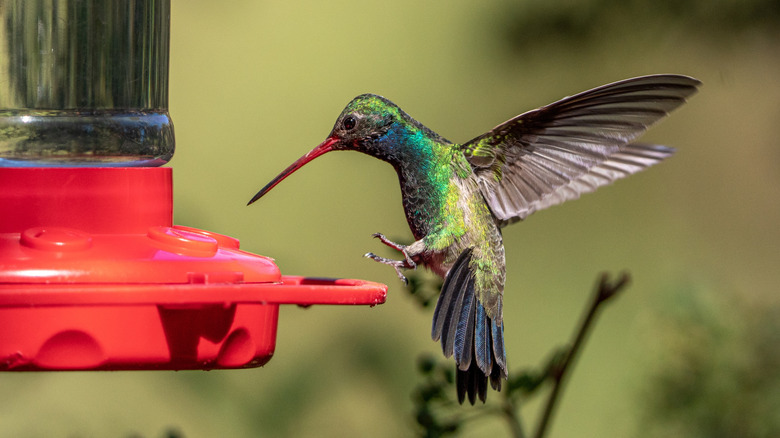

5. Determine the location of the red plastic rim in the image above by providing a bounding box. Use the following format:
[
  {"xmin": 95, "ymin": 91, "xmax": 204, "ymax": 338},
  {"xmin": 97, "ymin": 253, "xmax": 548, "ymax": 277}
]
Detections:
[{"xmin": 0, "ymin": 276, "xmax": 388, "ymax": 307}]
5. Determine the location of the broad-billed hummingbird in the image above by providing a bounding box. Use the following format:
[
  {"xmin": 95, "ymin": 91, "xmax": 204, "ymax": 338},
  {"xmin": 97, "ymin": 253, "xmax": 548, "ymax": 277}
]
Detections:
[{"xmin": 248, "ymin": 75, "xmax": 700, "ymax": 404}]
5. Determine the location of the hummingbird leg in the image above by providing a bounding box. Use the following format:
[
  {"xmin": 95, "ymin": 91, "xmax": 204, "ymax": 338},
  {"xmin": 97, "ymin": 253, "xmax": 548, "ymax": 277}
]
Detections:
[
  {"xmin": 363, "ymin": 252, "xmax": 413, "ymax": 284},
  {"xmin": 370, "ymin": 233, "xmax": 417, "ymax": 269},
  {"xmin": 365, "ymin": 233, "xmax": 428, "ymax": 284}
]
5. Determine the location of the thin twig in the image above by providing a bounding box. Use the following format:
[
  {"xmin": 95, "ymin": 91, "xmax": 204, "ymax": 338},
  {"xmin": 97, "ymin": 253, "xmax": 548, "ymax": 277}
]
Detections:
[
  {"xmin": 533, "ymin": 272, "xmax": 631, "ymax": 438},
  {"xmin": 502, "ymin": 397, "xmax": 526, "ymax": 438}
]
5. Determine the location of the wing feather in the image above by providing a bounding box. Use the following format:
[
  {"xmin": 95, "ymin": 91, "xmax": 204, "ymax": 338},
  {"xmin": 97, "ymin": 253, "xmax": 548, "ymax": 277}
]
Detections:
[{"xmin": 463, "ymin": 74, "xmax": 699, "ymax": 226}]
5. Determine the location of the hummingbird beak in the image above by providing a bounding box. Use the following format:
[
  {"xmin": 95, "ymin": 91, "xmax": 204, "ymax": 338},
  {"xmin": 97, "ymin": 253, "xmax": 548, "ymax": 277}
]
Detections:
[{"xmin": 247, "ymin": 136, "xmax": 339, "ymax": 205}]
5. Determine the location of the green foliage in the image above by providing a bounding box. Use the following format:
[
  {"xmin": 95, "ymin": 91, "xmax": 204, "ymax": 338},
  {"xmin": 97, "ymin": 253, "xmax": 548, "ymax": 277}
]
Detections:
[
  {"xmin": 410, "ymin": 273, "xmax": 632, "ymax": 438},
  {"xmin": 638, "ymin": 285, "xmax": 780, "ymax": 438},
  {"xmin": 494, "ymin": 0, "xmax": 780, "ymax": 53},
  {"xmin": 406, "ymin": 271, "xmax": 444, "ymax": 309}
]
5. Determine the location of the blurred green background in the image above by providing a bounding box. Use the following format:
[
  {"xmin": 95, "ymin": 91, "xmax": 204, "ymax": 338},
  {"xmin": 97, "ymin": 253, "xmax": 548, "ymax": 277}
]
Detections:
[{"xmin": 2, "ymin": 0, "xmax": 780, "ymax": 437}]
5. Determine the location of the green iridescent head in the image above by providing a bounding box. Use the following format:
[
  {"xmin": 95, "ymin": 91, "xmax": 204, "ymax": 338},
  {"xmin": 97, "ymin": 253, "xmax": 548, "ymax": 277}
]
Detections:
[{"xmin": 326, "ymin": 94, "xmax": 403, "ymax": 150}]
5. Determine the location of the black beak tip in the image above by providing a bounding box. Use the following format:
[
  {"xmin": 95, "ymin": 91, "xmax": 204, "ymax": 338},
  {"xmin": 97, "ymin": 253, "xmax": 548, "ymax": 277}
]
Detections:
[{"xmin": 247, "ymin": 192, "xmax": 263, "ymax": 206}]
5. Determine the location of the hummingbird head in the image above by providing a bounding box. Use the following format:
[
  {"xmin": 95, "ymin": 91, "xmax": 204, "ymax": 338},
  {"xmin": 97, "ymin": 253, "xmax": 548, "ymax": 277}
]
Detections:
[
  {"xmin": 328, "ymin": 94, "xmax": 400, "ymax": 151},
  {"xmin": 248, "ymin": 94, "xmax": 405, "ymax": 205}
]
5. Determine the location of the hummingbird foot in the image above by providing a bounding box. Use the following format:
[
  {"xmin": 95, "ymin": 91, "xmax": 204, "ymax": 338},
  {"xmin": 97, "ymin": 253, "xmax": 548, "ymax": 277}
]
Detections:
[
  {"xmin": 370, "ymin": 233, "xmax": 417, "ymax": 269},
  {"xmin": 364, "ymin": 252, "xmax": 412, "ymax": 285}
]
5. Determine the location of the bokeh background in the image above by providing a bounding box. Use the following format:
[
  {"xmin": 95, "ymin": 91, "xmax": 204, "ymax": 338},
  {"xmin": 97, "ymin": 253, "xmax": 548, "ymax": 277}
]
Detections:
[{"xmin": 2, "ymin": 0, "xmax": 779, "ymax": 437}]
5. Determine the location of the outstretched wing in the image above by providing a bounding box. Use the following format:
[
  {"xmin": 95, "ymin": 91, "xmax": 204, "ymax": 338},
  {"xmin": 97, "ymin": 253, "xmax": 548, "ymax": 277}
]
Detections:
[{"xmin": 463, "ymin": 74, "xmax": 700, "ymax": 226}]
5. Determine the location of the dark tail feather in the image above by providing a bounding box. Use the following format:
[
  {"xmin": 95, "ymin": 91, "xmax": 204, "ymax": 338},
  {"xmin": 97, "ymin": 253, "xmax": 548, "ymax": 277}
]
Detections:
[
  {"xmin": 455, "ymin": 307, "xmax": 506, "ymax": 404},
  {"xmin": 432, "ymin": 248, "xmax": 473, "ymax": 348},
  {"xmin": 474, "ymin": 302, "xmax": 493, "ymax": 374},
  {"xmin": 457, "ymin": 355, "xmax": 489, "ymax": 405},
  {"xmin": 431, "ymin": 248, "xmax": 508, "ymax": 404},
  {"xmin": 454, "ymin": 289, "xmax": 475, "ymax": 369},
  {"xmin": 491, "ymin": 314, "xmax": 507, "ymax": 389}
]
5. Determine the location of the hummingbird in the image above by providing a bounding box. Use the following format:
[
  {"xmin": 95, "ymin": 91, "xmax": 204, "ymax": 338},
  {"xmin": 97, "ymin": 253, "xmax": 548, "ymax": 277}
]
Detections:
[{"xmin": 248, "ymin": 75, "xmax": 700, "ymax": 404}]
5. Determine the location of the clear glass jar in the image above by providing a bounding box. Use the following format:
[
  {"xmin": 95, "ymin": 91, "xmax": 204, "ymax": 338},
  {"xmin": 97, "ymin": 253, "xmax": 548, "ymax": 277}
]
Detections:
[{"xmin": 0, "ymin": 0, "xmax": 173, "ymax": 167}]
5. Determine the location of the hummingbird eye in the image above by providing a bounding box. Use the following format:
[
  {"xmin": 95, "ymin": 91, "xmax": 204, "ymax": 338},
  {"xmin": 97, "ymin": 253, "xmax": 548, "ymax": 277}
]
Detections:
[{"xmin": 343, "ymin": 116, "xmax": 356, "ymax": 131}]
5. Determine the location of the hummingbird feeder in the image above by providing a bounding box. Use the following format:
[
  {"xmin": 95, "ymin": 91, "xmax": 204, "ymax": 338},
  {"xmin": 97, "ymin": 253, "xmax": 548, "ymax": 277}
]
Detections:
[{"xmin": 0, "ymin": 0, "xmax": 386, "ymax": 371}]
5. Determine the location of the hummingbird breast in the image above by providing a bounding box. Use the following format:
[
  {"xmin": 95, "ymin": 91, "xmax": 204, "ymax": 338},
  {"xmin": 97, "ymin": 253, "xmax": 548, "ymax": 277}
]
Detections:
[
  {"xmin": 394, "ymin": 143, "xmax": 470, "ymax": 243},
  {"xmin": 397, "ymin": 157, "xmax": 504, "ymax": 286},
  {"xmin": 376, "ymin": 126, "xmax": 506, "ymax": 307}
]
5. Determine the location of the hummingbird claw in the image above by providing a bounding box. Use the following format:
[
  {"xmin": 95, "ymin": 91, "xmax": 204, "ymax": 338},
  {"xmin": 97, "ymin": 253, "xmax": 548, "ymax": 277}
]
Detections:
[
  {"xmin": 371, "ymin": 232, "xmax": 417, "ymax": 270},
  {"xmin": 364, "ymin": 252, "xmax": 410, "ymax": 285},
  {"xmin": 371, "ymin": 232, "xmax": 400, "ymax": 249}
]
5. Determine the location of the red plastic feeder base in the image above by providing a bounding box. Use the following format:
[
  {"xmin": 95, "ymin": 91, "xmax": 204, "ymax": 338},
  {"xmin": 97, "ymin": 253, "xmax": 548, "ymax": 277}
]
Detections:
[{"xmin": 0, "ymin": 168, "xmax": 386, "ymax": 371}]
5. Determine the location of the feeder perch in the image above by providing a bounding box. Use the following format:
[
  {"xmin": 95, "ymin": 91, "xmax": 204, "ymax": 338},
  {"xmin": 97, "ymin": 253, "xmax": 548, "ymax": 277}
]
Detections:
[{"xmin": 0, "ymin": 1, "xmax": 386, "ymax": 371}]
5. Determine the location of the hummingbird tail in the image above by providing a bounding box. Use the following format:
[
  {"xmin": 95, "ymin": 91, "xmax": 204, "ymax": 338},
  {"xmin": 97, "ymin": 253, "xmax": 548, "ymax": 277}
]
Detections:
[{"xmin": 432, "ymin": 248, "xmax": 508, "ymax": 404}]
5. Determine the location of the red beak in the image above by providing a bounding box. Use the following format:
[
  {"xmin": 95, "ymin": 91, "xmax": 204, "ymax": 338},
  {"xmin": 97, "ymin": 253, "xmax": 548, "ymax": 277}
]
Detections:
[{"xmin": 247, "ymin": 137, "xmax": 339, "ymax": 205}]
